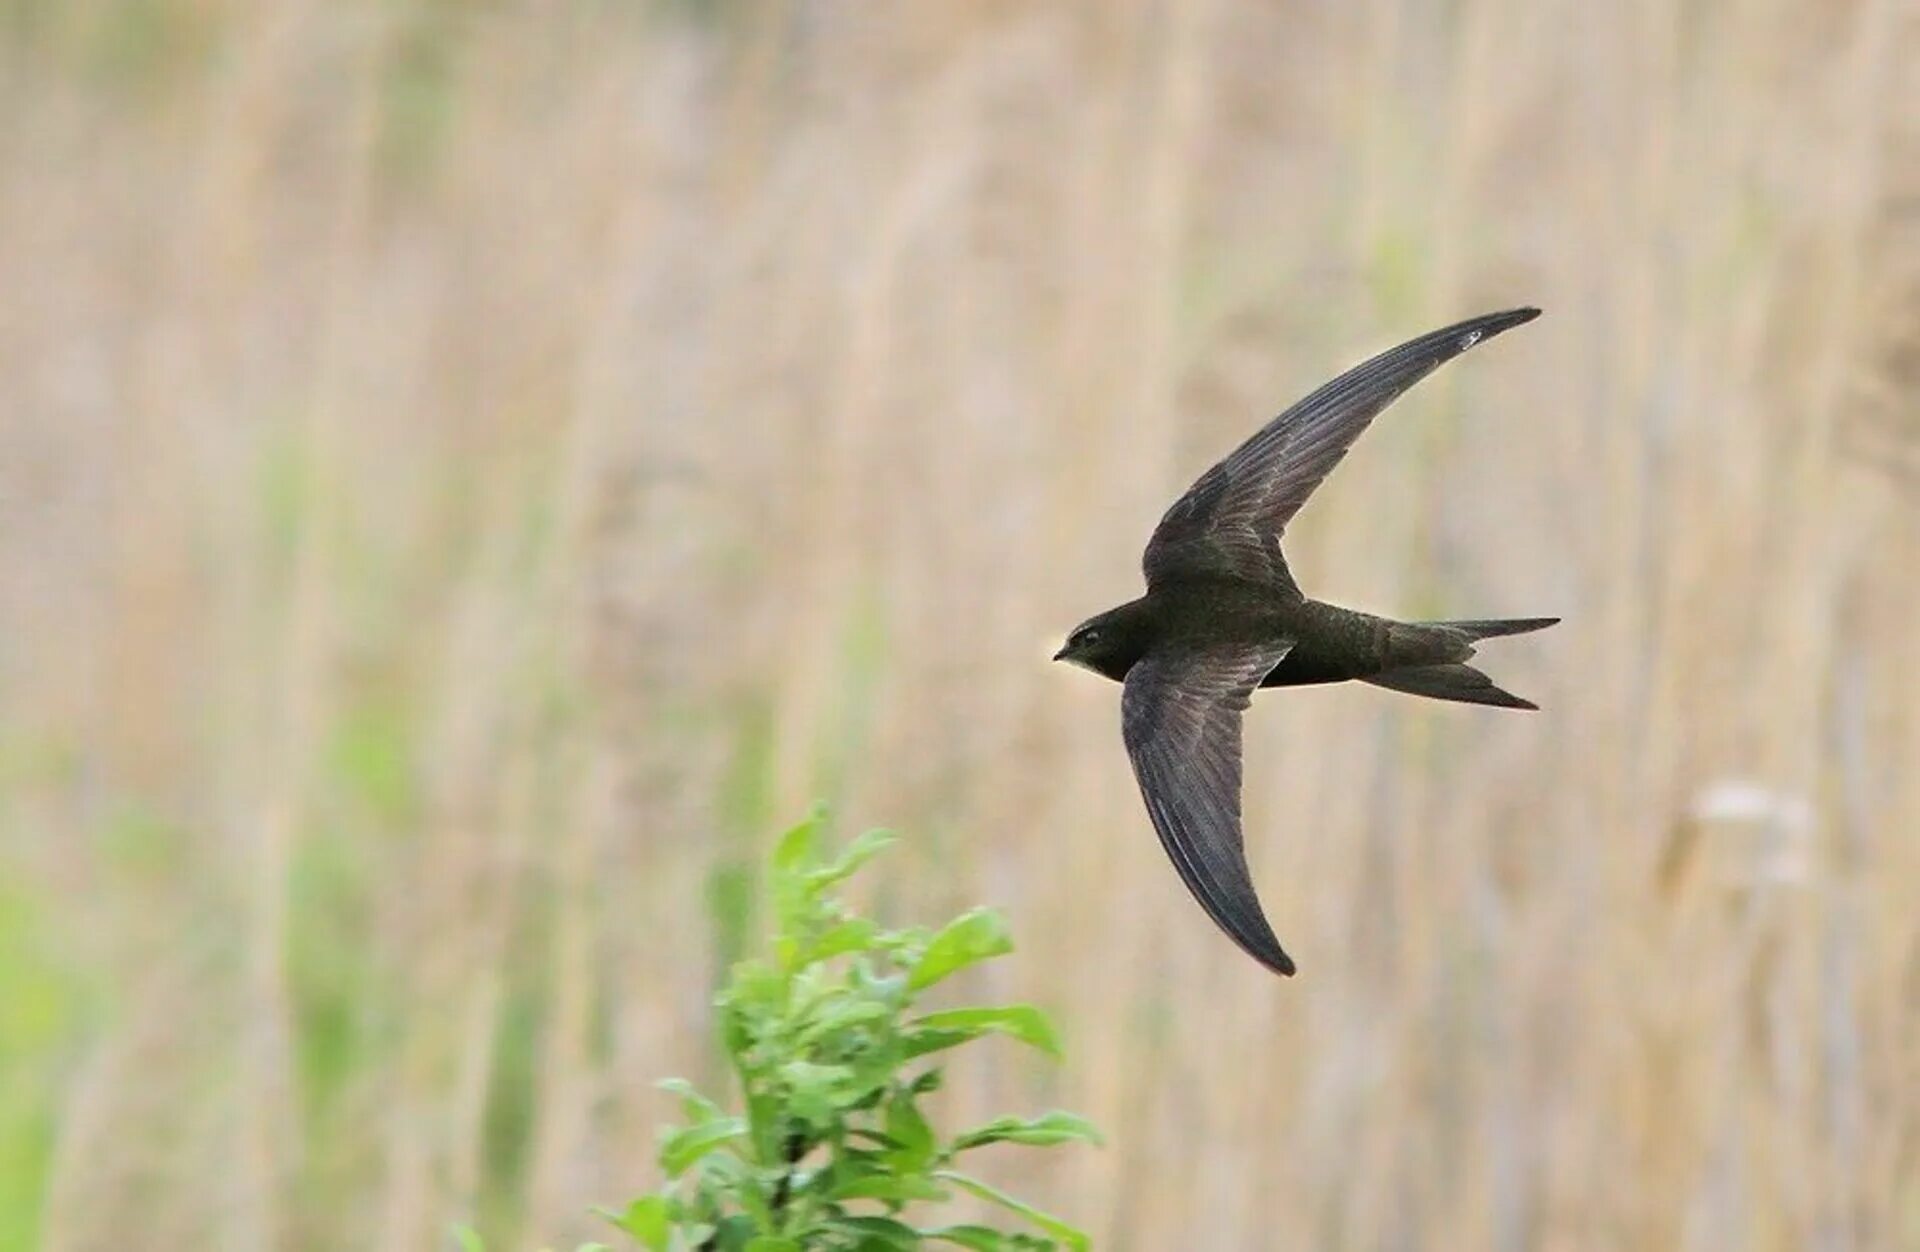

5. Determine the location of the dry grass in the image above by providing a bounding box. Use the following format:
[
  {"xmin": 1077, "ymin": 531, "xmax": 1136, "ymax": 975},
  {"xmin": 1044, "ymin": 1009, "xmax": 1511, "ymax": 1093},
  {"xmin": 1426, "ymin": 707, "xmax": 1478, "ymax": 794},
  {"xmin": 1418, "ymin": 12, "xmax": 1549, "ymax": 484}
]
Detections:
[{"xmin": 2, "ymin": 2, "xmax": 1918, "ymax": 1249}]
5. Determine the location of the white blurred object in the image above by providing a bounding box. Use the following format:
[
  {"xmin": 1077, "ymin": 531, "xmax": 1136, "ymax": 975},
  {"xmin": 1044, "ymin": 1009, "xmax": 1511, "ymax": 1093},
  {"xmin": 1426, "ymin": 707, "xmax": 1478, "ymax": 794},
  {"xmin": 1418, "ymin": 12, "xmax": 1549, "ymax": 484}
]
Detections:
[{"xmin": 1689, "ymin": 779, "xmax": 1817, "ymax": 885}]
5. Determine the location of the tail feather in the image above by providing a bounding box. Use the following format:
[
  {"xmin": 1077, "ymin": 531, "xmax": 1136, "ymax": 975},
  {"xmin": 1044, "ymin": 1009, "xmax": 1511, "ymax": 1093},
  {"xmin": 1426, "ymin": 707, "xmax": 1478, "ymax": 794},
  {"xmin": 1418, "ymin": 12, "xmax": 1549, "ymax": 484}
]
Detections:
[
  {"xmin": 1431, "ymin": 616, "xmax": 1560, "ymax": 640},
  {"xmin": 1363, "ymin": 663, "xmax": 1538, "ymax": 710}
]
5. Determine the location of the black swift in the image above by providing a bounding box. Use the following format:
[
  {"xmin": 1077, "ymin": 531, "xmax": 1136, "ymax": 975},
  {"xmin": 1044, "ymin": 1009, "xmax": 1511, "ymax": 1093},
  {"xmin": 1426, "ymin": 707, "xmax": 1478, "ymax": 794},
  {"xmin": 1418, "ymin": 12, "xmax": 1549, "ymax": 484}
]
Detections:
[{"xmin": 1054, "ymin": 308, "xmax": 1556, "ymax": 977}]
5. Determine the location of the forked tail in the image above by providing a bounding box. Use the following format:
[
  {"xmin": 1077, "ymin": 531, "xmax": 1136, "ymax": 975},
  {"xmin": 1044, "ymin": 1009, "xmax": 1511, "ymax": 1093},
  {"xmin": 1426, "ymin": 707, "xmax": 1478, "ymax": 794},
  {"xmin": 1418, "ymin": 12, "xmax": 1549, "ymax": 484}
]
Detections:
[{"xmin": 1363, "ymin": 616, "xmax": 1559, "ymax": 710}]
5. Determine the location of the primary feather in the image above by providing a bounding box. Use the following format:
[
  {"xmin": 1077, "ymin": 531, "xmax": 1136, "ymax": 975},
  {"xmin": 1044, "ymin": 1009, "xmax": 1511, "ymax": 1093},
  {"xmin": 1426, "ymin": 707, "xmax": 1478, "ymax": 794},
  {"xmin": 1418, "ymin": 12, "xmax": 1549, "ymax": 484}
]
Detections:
[
  {"xmin": 1121, "ymin": 641, "xmax": 1298, "ymax": 976},
  {"xmin": 1142, "ymin": 308, "xmax": 1540, "ymax": 591}
]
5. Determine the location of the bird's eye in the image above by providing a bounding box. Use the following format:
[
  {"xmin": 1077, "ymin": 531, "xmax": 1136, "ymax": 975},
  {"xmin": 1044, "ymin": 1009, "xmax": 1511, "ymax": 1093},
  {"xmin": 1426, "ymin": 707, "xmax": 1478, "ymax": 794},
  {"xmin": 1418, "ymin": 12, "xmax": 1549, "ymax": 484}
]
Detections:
[{"xmin": 1080, "ymin": 629, "xmax": 1101, "ymax": 646}]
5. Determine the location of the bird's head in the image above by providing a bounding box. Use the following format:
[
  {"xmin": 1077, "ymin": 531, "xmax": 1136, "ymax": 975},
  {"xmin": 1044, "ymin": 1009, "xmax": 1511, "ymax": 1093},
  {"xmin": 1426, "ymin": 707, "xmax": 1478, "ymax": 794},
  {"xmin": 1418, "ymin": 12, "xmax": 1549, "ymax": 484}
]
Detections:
[{"xmin": 1053, "ymin": 601, "xmax": 1149, "ymax": 682}]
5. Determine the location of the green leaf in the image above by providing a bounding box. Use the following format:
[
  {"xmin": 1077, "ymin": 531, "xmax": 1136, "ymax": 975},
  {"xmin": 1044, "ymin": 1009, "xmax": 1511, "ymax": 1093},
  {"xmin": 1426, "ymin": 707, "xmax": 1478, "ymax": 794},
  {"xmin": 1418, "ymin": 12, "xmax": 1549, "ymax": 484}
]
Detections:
[
  {"xmin": 724, "ymin": 962, "xmax": 786, "ymax": 1017},
  {"xmin": 909, "ymin": 1005, "xmax": 1062, "ymax": 1058},
  {"xmin": 827, "ymin": 1172, "xmax": 951, "ymax": 1204},
  {"xmin": 951, "ymin": 1111, "xmax": 1104, "ymax": 1151},
  {"xmin": 907, "ymin": 909, "xmax": 1013, "ymax": 991},
  {"xmin": 779, "ymin": 1060, "xmax": 855, "ymax": 1088},
  {"xmin": 656, "ymin": 1077, "xmax": 725, "ymax": 1124},
  {"xmin": 884, "ymin": 1090, "xmax": 935, "ymax": 1171},
  {"xmin": 808, "ymin": 828, "xmax": 897, "ymax": 892},
  {"xmin": 778, "ymin": 1060, "xmax": 854, "ymax": 1125},
  {"xmin": 808, "ymin": 917, "xmax": 881, "ymax": 962},
  {"xmin": 772, "ymin": 808, "xmax": 825, "ymax": 876},
  {"xmin": 936, "ymin": 1171, "xmax": 1090, "ymax": 1251},
  {"xmin": 688, "ymin": 1149, "xmax": 756, "ymax": 1190},
  {"xmin": 744, "ymin": 1239, "xmax": 803, "ymax": 1252},
  {"xmin": 596, "ymin": 1195, "xmax": 671, "ymax": 1250},
  {"xmin": 827, "ymin": 1216, "xmax": 921, "ymax": 1249},
  {"xmin": 922, "ymin": 1227, "xmax": 1010, "ymax": 1251},
  {"xmin": 900, "ymin": 1028, "xmax": 977, "ymax": 1060},
  {"xmin": 658, "ymin": 1118, "xmax": 747, "ymax": 1177},
  {"xmin": 847, "ymin": 1127, "xmax": 905, "ymax": 1150},
  {"xmin": 721, "ymin": 1003, "xmax": 756, "ymax": 1064},
  {"xmin": 744, "ymin": 1089, "xmax": 783, "ymax": 1163},
  {"xmin": 450, "ymin": 1225, "xmax": 485, "ymax": 1252},
  {"xmin": 797, "ymin": 994, "xmax": 890, "ymax": 1041}
]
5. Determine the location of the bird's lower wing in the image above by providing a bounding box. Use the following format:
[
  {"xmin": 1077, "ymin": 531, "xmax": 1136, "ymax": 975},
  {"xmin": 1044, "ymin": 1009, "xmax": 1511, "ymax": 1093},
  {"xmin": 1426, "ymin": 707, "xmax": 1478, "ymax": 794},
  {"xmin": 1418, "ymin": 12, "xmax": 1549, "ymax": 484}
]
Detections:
[{"xmin": 1121, "ymin": 640, "xmax": 1297, "ymax": 976}]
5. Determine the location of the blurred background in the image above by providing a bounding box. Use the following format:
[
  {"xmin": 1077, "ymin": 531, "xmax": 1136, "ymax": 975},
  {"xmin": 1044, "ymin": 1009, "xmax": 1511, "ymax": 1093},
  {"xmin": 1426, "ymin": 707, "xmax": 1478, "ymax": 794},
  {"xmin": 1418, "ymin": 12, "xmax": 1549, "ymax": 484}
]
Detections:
[{"xmin": 2, "ymin": 1, "xmax": 1918, "ymax": 1249}]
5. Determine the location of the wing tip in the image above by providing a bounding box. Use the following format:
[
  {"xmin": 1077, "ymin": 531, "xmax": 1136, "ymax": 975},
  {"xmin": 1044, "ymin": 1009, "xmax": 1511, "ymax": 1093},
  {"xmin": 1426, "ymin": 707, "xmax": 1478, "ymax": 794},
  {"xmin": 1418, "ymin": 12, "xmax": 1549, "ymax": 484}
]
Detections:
[
  {"xmin": 1238, "ymin": 928, "xmax": 1298, "ymax": 977},
  {"xmin": 1467, "ymin": 306, "xmax": 1542, "ymax": 342},
  {"xmin": 1430, "ymin": 307, "xmax": 1540, "ymax": 360},
  {"xmin": 1212, "ymin": 883, "xmax": 1298, "ymax": 977}
]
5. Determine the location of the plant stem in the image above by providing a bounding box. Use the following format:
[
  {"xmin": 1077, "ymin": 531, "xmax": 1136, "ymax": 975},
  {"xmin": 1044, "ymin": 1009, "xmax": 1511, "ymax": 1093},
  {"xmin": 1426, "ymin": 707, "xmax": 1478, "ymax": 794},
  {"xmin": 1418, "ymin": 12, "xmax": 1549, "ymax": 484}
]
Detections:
[{"xmin": 769, "ymin": 1131, "xmax": 807, "ymax": 1225}]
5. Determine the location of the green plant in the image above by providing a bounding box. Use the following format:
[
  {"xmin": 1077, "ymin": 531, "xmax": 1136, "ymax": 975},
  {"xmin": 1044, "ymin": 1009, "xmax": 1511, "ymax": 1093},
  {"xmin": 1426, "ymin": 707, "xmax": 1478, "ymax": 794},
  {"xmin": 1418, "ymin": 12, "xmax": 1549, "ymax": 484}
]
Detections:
[{"xmin": 596, "ymin": 808, "xmax": 1100, "ymax": 1251}]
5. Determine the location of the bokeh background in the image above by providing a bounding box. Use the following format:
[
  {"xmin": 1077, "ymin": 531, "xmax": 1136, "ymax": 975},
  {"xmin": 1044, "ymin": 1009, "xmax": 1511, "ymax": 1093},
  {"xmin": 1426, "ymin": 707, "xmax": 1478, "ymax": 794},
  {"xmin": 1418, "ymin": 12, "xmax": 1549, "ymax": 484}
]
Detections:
[{"xmin": 4, "ymin": 2, "xmax": 1919, "ymax": 1249}]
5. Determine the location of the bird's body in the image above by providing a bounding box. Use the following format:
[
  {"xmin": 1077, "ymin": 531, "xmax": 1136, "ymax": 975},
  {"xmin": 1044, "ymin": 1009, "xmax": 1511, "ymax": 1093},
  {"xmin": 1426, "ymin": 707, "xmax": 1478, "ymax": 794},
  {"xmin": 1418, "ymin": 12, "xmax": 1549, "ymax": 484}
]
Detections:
[
  {"xmin": 1070, "ymin": 581, "xmax": 1555, "ymax": 701},
  {"xmin": 1055, "ymin": 308, "xmax": 1557, "ymax": 977},
  {"xmin": 1060, "ymin": 583, "xmax": 1460, "ymax": 684}
]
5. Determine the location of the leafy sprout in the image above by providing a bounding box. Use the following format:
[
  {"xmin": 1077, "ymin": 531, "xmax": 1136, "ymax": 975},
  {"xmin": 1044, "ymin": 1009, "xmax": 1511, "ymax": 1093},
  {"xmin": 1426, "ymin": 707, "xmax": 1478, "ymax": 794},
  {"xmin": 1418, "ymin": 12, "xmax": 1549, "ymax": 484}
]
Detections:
[{"xmin": 597, "ymin": 807, "xmax": 1100, "ymax": 1252}]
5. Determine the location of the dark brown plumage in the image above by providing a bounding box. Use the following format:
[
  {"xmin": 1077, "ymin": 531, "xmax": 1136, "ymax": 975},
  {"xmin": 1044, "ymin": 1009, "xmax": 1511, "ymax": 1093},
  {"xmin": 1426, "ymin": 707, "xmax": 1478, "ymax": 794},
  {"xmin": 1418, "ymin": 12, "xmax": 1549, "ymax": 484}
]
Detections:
[{"xmin": 1054, "ymin": 309, "xmax": 1557, "ymax": 976}]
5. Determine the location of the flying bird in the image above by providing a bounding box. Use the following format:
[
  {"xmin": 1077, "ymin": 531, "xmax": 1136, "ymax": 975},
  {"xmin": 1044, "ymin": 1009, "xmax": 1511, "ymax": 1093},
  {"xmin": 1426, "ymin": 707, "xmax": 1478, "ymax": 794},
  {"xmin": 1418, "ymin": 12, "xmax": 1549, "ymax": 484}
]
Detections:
[{"xmin": 1054, "ymin": 308, "xmax": 1556, "ymax": 977}]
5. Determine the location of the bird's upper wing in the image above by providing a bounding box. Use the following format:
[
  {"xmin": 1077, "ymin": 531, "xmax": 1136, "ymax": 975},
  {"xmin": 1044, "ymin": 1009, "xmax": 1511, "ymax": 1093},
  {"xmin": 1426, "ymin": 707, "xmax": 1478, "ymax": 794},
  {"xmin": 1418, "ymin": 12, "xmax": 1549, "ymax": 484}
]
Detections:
[
  {"xmin": 1121, "ymin": 639, "xmax": 1297, "ymax": 976},
  {"xmin": 1142, "ymin": 308, "xmax": 1540, "ymax": 590}
]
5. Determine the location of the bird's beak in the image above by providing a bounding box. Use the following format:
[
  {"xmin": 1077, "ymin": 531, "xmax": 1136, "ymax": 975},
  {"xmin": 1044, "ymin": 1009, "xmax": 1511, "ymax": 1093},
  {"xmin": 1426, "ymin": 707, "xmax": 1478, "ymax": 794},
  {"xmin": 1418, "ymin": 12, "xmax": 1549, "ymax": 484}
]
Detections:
[{"xmin": 1051, "ymin": 644, "xmax": 1071, "ymax": 662}]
